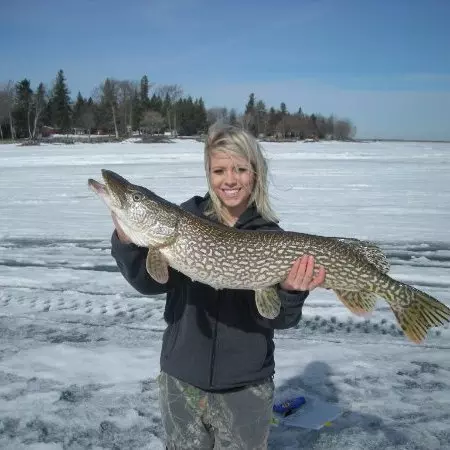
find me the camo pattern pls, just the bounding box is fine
[158,371,274,449]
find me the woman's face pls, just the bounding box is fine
[209,150,255,217]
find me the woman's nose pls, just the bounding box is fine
[224,169,237,184]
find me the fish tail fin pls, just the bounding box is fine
[381,278,450,343]
[255,287,281,319]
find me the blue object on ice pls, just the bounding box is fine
[273,396,306,415]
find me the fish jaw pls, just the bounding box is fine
[88,178,113,210]
[88,170,130,214]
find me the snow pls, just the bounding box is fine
[0,139,449,449]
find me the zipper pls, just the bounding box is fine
[209,290,220,388]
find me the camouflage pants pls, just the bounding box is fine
[158,371,274,450]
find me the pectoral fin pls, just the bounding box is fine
[146,248,169,284]
[333,289,377,316]
[255,287,281,319]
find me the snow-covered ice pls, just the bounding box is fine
[0,139,449,449]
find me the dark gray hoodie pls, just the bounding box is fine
[111,195,308,391]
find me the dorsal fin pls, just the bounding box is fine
[337,238,390,273]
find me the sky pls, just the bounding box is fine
[0,139,449,448]
[1,0,450,140]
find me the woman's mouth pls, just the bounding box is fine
[221,188,241,198]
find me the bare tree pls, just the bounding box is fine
[81,107,95,139]
[156,84,183,133]
[31,83,47,139]
[0,90,7,140]
[333,119,355,140]
[0,81,16,139]
[255,100,267,136]
[141,110,165,135]
[207,107,228,125]
[96,78,119,138]
[239,112,255,132]
[117,80,138,135]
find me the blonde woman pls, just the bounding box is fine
[111,124,325,449]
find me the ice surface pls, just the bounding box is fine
[0,140,449,449]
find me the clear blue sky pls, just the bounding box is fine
[1,0,450,140]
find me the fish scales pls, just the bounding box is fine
[161,211,382,292]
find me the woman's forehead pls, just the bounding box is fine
[210,150,250,166]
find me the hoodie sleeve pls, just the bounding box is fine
[270,285,308,329]
[111,230,177,295]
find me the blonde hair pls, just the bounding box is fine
[204,123,278,224]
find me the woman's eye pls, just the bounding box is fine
[213,169,223,175]
[237,167,248,173]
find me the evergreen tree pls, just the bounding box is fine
[13,79,33,138]
[149,94,163,113]
[162,93,171,129]
[98,78,119,138]
[72,92,86,129]
[267,107,278,136]
[50,70,72,131]
[140,75,150,108]
[245,93,256,115]
[229,108,237,126]
[131,88,142,132]
[195,97,207,133]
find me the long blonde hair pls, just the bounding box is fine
[204,123,278,224]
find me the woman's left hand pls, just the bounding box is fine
[280,255,326,292]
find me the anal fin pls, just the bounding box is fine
[255,287,281,319]
[333,289,377,316]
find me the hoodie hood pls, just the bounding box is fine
[180,194,279,231]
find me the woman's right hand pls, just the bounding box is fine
[112,213,132,243]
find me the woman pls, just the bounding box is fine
[111,124,325,449]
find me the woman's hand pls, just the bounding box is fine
[280,255,326,292]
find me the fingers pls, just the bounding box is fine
[280,254,326,292]
[309,265,326,290]
[300,255,315,291]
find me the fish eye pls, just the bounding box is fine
[132,192,143,202]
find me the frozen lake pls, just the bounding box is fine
[0,139,449,449]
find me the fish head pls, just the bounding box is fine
[88,169,178,246]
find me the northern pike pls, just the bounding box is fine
[88,169,450,343]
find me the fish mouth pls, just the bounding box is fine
[88,169,130,208]
[87,177,107,197]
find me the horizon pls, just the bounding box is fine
[1,0,449,141]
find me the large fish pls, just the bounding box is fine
[88,169,450,343]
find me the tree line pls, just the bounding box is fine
[0,70,356,141]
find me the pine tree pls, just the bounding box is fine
[195,97,207,134]
[140,75,150,108]
[131,88,142,132]
[99,78,119,138]
[50,70,72,132]
[72,92,86,129]
[245,93,256,115]
[267,107,278,136]
[149,94,163,113]
[13,79,33,138]
[81,97,96,138]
